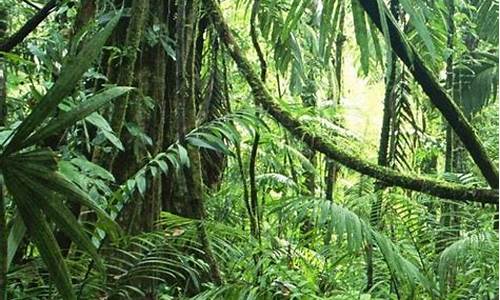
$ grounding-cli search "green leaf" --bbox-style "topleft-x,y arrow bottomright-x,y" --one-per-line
6,213 -> 26,270
157,160 -> 169,174
186,136 -> 220,152
5,149 -> 122,240
22,86 -> 132,148
102,129 -> 124,151
351,0 -> 370,75
368,19 -> 383,67
3,11 -> 122,156
280,0 -> 310,41
136,171 -> 146,196
177,144 -> 190,168
4,173 -> 76,300
9,168 -> 105,272
86,111 -> 113,132
399,0 -> 436,59
71,157 -> 115,182
318,0 -> 336,59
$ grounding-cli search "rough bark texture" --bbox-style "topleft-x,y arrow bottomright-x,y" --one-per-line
357,0 -> 498,189
142,0 -> 167,232
205,0 -> 498,204
107,0 -> 149,181
161,0 -> 178,214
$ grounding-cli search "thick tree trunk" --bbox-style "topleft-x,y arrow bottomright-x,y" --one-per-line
107,0 -> 149,181
162,0 -> 179,214
205,0 -> 498,204
141,0 -> 167,232
357,0 -> 498,189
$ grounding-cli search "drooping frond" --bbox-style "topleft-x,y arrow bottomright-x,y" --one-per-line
269,196 -> 431,293
438,231 -> 499,299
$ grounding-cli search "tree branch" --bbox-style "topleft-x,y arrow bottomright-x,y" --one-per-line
357,0 -> 498,189
204,0 -> 499,204
22,0 -> 42,11
0,0 -> 58,52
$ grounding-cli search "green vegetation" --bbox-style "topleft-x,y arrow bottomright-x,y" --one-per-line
0,0 -> 497,299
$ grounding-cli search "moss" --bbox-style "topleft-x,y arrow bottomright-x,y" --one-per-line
109,0 -> 150,137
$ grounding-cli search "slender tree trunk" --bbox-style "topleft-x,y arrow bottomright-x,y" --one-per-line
366,1 -> 400,291
248,0 -> 265,240
439,0 -> 458,252
325,1 -> 345,201
300,70 -> 318,195
162,0 -> 179,214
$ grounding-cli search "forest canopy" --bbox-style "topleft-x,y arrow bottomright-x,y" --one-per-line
0,0 -> 498,299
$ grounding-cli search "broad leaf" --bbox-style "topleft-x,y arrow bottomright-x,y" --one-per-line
3,12 -> 122,155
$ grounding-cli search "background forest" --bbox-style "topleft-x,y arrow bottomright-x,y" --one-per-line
0,0 -> 498,299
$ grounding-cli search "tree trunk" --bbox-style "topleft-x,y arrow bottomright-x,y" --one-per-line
141,0 -> 167,232
325,0 -> 345,201
366,0 -> 400,291
439,0 -> 459,252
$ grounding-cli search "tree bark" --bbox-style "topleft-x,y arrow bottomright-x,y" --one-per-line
107,0 -> 149,181
205,0 -> 498,204
141,0 -> 167,232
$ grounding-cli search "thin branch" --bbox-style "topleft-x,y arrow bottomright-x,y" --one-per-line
205,0 -> 499,204
0,0 -> 58,52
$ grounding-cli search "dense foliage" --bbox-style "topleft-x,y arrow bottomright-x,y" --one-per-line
0,0 -> 498,299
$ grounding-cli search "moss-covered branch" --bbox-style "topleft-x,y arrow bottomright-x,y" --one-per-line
204,0 -> 498,204
357,0 -> 498,189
